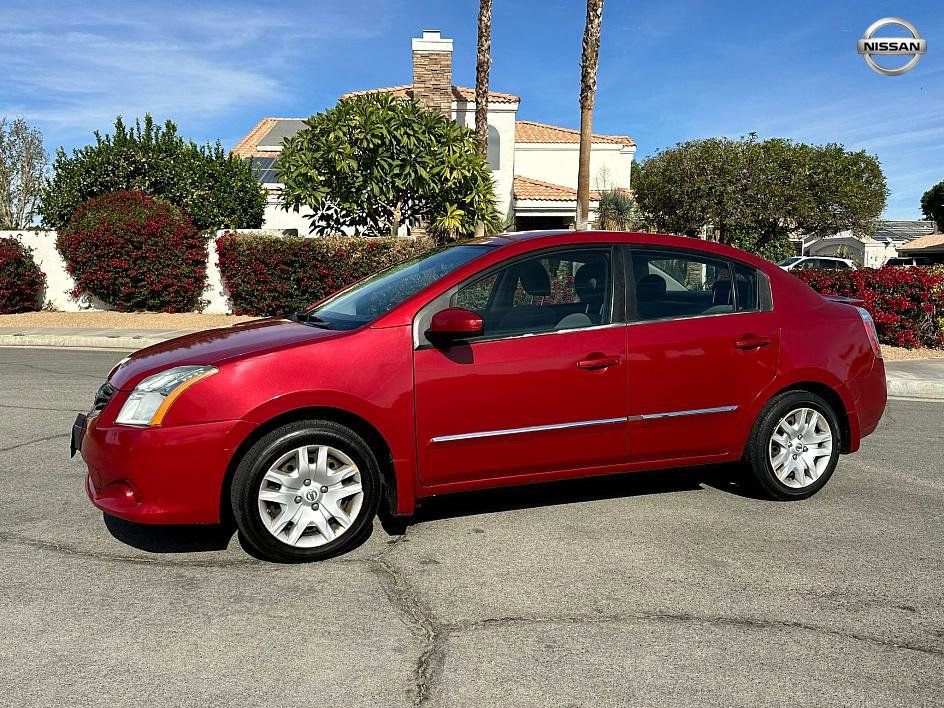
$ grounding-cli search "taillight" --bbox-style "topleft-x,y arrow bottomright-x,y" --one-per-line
856,307 -> 882,358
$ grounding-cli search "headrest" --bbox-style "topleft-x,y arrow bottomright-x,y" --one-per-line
636,273 -> 667,301
712,279 -> 733,306
575,262 -> 606,301
519,261 -> 551,296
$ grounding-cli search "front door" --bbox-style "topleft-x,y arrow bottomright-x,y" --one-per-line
413,247 -> 628,488
625,247 -> 780,462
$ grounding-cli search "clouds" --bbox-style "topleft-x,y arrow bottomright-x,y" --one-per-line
0,0 -> 393,143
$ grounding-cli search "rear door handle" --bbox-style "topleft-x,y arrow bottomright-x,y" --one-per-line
735,336 -> 771,350
577,355 -> 622,370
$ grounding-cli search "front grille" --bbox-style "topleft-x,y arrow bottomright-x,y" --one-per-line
91,382 -> 117,415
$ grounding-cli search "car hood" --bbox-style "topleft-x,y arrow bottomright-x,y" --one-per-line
108,318 -> 346,390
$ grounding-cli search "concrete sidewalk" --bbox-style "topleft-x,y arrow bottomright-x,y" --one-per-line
0,327 -> 195,350
884,359 -> 944,400
3,326 -> 944,400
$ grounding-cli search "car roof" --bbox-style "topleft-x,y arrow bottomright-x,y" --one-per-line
472,230 -> 775,269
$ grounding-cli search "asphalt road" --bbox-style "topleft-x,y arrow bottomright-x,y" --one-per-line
1,347 -> 942,708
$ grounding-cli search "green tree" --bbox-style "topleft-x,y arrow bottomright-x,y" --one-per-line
0,117 -> 48,229
921,180 -> 944,231
40,115 -> 265,231
277,93 -> 497,241
634,135 -> 888,259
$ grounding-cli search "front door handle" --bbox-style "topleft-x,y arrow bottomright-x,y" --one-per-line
735,336 -> 772,350
577,355 -> 622,370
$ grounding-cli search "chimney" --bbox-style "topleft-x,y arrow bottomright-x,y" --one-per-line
412,30 -> 453,117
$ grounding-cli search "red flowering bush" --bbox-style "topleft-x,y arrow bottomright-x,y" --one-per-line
216,233 -> 432,316
56,191 -> 208,311
796,266 -> 944,348
0,238 -> 45,313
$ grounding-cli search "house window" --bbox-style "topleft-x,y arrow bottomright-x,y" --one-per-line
487,125 -> 500,170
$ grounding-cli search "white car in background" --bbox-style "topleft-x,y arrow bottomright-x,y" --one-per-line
777,256 -> 857,272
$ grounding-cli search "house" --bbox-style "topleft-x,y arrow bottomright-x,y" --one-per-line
233,30 -> 636,234
896,232 -> 944,264
804,220 -> 938,267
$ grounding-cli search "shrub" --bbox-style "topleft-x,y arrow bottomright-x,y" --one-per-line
41,115 -> 265,231
57,190 -> 208,312
0,237 -> 45,313
216,233 -> 433,316
796,266 -> 944,348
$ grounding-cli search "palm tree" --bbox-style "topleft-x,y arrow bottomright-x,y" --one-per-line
575,0 -> 605,231
474,0 -> 493,237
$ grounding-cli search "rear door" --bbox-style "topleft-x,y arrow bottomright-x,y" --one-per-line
413,246 -> 629,487
624,247 -> 779,462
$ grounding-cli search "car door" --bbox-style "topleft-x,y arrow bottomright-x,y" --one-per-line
624,247 -> 779,462
413,246 -> 628,488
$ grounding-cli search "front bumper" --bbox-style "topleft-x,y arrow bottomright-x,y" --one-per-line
77,412 -> 254,525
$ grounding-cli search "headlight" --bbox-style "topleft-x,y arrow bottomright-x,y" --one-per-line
115,365 -> 218,426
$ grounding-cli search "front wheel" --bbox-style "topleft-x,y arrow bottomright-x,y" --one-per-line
745,391 -> 841,500
231,420 -> 381,562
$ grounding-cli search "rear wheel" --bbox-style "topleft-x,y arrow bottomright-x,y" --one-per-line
231,420 -> 381,562
745,391 -> 841,500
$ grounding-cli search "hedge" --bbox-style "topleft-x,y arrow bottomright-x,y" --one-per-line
215,233 -> 433,316
0,238 -> 45,313
56,190 -> 208,312
796,266 -> 944,349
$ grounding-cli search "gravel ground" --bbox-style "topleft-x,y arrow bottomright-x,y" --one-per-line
0,311 -> 258,330
881,345 -> 944,361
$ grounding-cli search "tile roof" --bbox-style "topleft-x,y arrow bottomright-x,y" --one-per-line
515,120 -> 635,148
340,84 -> 520,103
232,118 -> 279,158
514,176 -> 600,202
898,233 -> 944,252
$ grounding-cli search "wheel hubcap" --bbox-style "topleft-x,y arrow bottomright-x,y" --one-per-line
768,407 -> 833,489
257,444 -> 364,548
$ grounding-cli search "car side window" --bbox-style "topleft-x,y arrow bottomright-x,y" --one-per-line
732,262 -> 759,312
630,249 -> 734,321
453,248 -> 613,337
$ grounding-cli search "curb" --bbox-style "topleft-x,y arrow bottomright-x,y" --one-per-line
885,376 -> 944,400
0,334 -> 167,350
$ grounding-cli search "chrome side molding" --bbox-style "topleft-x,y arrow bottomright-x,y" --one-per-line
430,417 -> 628,444
628,405 -> 738,421
430,406 -> 737,444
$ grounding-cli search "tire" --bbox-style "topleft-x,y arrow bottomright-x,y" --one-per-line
744,390 -> 842,501
231,420 -> 381,562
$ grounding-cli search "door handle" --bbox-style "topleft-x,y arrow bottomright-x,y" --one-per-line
577,355 -> 622,370
735,336 -> 771,350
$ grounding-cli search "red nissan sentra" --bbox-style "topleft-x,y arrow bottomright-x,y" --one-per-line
73,231 -> 887,562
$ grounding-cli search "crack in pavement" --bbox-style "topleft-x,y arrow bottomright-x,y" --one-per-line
0,529 -> 264,569
450,611 -> 944,659
0,433 -> 70,453
370,537 -> 447,708
0,403 -> 85,413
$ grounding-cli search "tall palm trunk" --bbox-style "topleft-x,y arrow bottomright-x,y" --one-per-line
474,0 -> 492,237
575,0 -> 605,231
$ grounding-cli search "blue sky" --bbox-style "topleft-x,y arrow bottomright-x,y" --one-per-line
1,0 -> 940,218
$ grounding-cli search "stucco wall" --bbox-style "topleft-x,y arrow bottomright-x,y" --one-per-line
453,101 -> 517,219
514,143 -> 635,191
3,230 -> 233,313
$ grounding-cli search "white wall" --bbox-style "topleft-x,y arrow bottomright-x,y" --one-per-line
453,100 -> 518,219
514,142 -> 635,191
2,230 -> 234,313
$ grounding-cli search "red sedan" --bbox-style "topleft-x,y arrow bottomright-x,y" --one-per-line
73,231 -> 887,562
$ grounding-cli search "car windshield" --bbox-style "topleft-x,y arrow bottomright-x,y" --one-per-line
299,244 -> 494,330
777,257 -> 802,266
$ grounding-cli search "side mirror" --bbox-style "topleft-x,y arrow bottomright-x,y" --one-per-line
427,307 -> 484,343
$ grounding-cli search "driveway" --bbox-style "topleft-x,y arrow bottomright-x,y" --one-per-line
1,348 -> 941,707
